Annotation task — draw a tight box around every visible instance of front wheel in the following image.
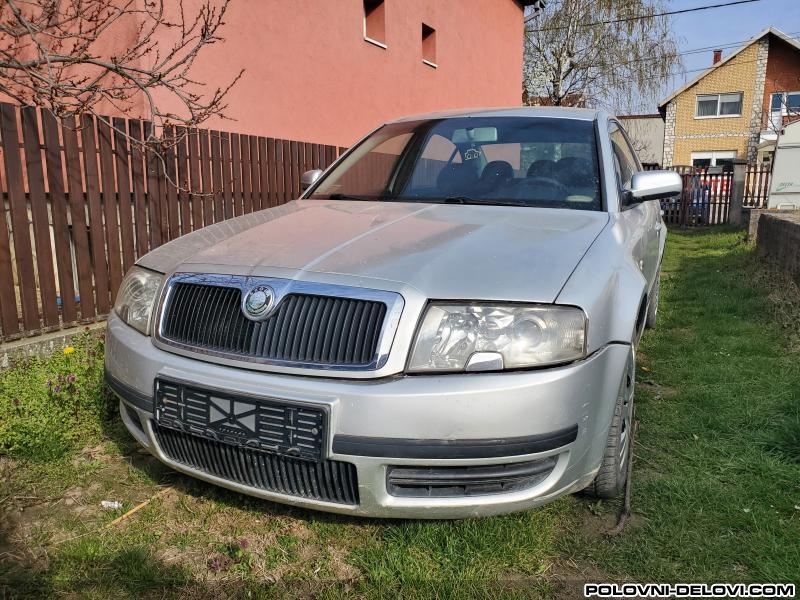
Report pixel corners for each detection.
[584,351,635,499]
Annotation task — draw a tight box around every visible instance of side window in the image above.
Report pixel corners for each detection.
[407,134,459,190]
[609,123,638,190]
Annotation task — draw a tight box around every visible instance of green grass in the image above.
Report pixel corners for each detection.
[563,228,800,584]
[2,228,799,598]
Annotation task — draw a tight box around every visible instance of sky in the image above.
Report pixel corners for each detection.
[661,0,800,105]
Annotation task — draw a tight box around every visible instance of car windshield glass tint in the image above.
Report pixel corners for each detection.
[309,116,602,211]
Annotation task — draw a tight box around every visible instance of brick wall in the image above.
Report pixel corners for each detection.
[664,41,765,166]
[763,36,800,131]
[757,211,800,283]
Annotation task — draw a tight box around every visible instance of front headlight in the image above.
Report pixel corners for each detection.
[407,303,586,373]
[113,266,163,335]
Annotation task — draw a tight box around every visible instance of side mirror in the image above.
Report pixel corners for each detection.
[628,170,683,203]
[301,169,323,192]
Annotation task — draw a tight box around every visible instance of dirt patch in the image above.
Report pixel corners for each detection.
[546,558,610,600]
[636,381,678,400]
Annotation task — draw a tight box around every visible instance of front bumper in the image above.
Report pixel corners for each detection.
[106,312,630,518]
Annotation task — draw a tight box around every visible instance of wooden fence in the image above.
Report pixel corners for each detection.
[744,164,772,208]
[660,164,772,227]
[0,103,343,342]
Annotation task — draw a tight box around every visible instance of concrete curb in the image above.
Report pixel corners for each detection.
[0,321,106,370]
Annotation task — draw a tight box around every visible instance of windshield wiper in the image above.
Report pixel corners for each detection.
[326,193,376,201]
[441,196,529,207]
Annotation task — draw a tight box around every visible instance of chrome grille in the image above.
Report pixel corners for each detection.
[157,276,396,369]
[154,424,359,505]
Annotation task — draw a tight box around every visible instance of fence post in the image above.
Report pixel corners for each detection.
[729,159,747,226]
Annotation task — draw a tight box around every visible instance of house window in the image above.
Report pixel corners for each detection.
[695,93,743,118]
[363,0,386,48]
[769,92,800,131]
[771,91,800,115]
[691,150,736,171]
[422,23,437,67]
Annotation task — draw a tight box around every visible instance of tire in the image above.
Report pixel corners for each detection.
[584,351,635,499]
[645,270,660,329]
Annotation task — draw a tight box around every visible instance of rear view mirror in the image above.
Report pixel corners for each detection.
[451,127,498,144]
[301,169,324,192]
[629,170,682,202]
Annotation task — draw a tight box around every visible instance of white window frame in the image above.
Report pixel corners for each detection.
[690,150,736,166]
[695,92,743,119]
[363,0,387,49]
[771,91,800,116]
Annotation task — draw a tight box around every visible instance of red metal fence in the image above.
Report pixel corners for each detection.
[0,103,342,342]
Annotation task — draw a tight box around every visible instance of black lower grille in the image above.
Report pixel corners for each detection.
[161,282,387,367]
[154,424,359,505]
[386,456,557,498]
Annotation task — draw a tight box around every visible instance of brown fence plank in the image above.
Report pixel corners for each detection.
[266,138,277,207]
[97,116,123,301]
[21,106,60,328]
[162,126,180,241]
[210,131,224,222]
[290,141,300,199]
[760,167,771,207]
[112,117,135,271]
[220,132,233,219]
[282,140,292,204]
[240,134,253,214]
[41,109,78,325]
[0,107,21,335]
[199,129,213,225]
[1,103,41,330]
[144,122,165,248]
[188,129,203,230]
[80,114,110,313]
[300,142,314,175]
[128,119,148,256]
[250,135,263,211]
[0,193,19,336]
[231,133,242,216]
[175,126,191,234]
[62,115,95,320]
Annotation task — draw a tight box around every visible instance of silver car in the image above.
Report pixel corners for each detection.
[106,107,681,518]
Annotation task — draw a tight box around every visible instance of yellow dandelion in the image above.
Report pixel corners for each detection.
[63,346,75,355]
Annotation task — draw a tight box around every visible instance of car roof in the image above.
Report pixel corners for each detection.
[389,106,601,123]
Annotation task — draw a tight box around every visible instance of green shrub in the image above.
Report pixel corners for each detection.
[0,329,114,460]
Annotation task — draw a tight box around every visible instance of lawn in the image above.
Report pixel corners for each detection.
[1,228,799,599]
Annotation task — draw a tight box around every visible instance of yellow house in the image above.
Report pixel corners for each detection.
[659,28,800,168]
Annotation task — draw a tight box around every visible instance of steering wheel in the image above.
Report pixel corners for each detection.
[521,176,568,196]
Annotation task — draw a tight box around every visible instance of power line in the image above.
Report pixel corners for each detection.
[675,31,800,57]
[605,31,800,70]
[525,0,763,28]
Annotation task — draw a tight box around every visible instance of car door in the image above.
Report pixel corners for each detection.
[608,122,660,289]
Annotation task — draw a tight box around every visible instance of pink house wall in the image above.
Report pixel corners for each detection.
[1,1,526,147]
[150,0,526,147]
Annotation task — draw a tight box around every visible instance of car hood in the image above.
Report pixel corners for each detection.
[139,200,609,303]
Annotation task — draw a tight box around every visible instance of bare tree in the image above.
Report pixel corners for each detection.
[0,0,243,146]
[524,0,680,113]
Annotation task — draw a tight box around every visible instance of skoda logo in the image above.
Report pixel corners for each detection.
[242,285,275,321]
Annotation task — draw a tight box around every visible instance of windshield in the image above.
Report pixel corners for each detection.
[309,116,602,210]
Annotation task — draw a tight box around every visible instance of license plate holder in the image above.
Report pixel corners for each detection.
[154,379,327,461]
